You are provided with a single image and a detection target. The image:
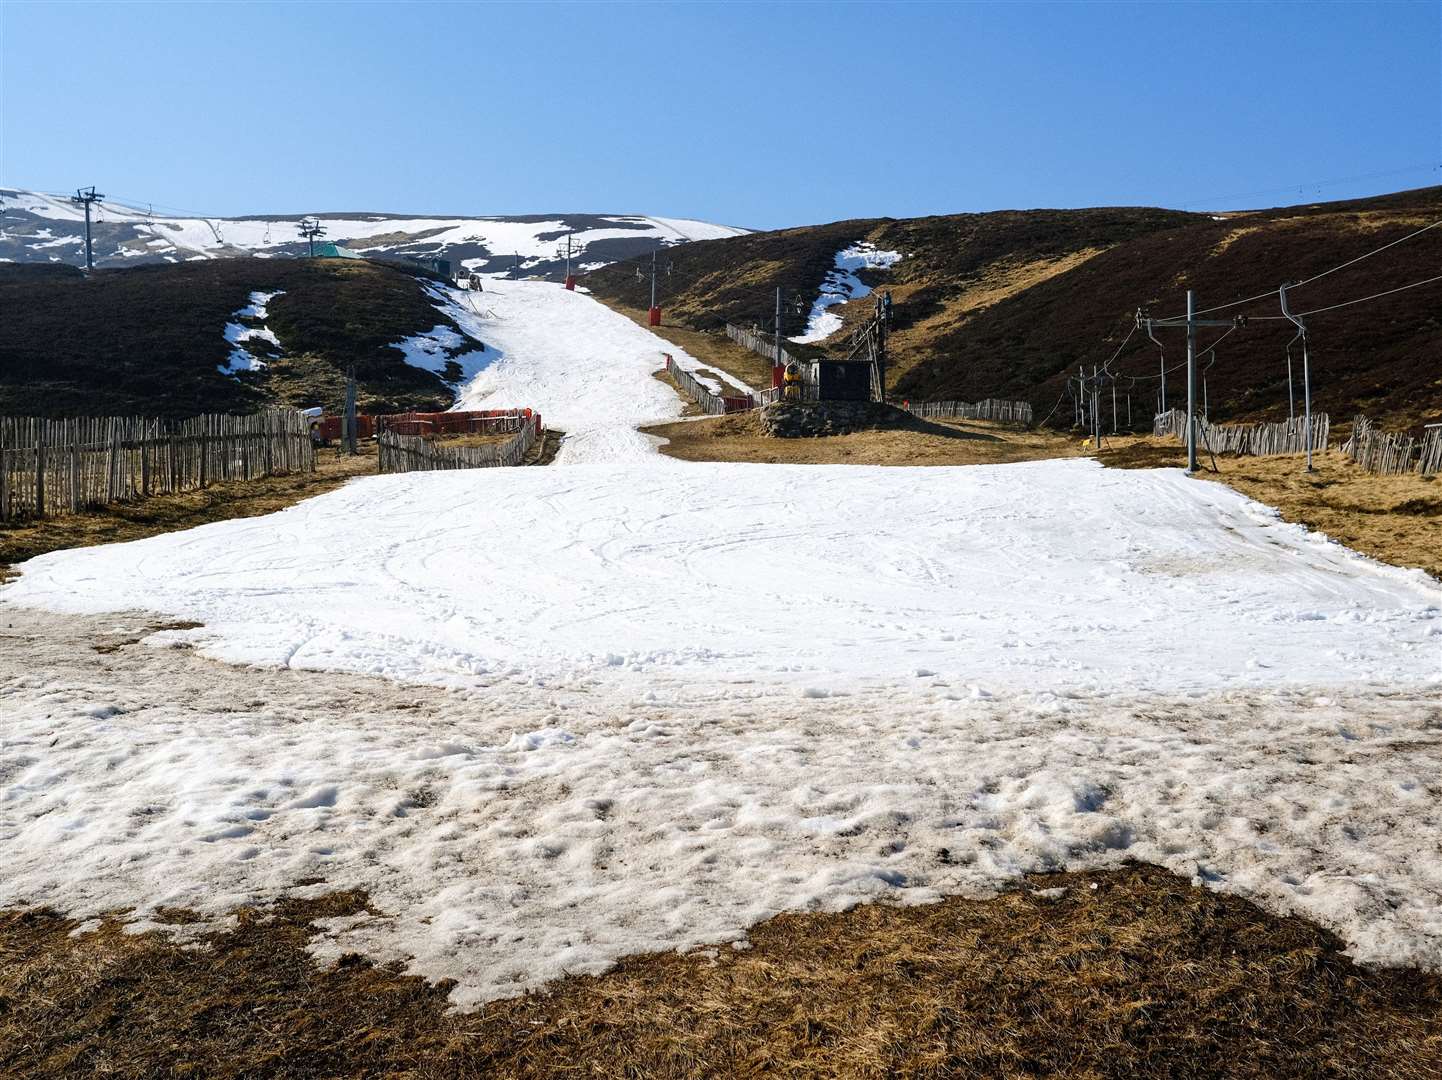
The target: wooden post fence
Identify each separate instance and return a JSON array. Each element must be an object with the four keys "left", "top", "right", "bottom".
[{"left": 0, "top": 408, "right": 315, "bottom": 523}]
